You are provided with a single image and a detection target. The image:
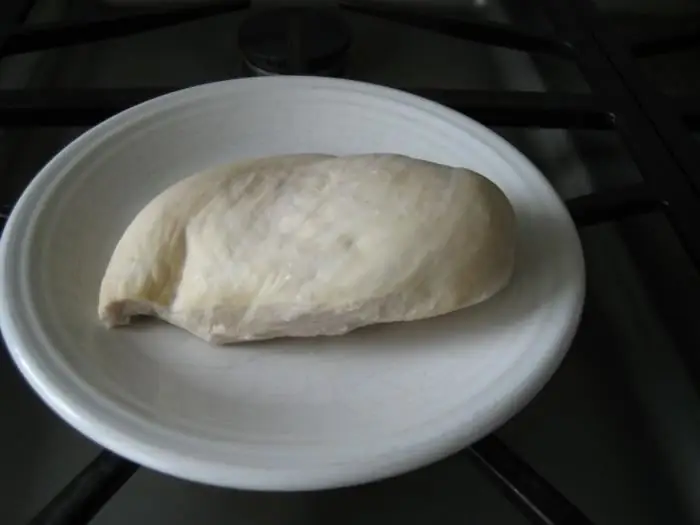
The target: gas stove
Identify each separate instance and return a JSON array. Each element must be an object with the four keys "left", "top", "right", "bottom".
[{"left": 2, "top": 1, "right": 700, "bottom": 524}]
